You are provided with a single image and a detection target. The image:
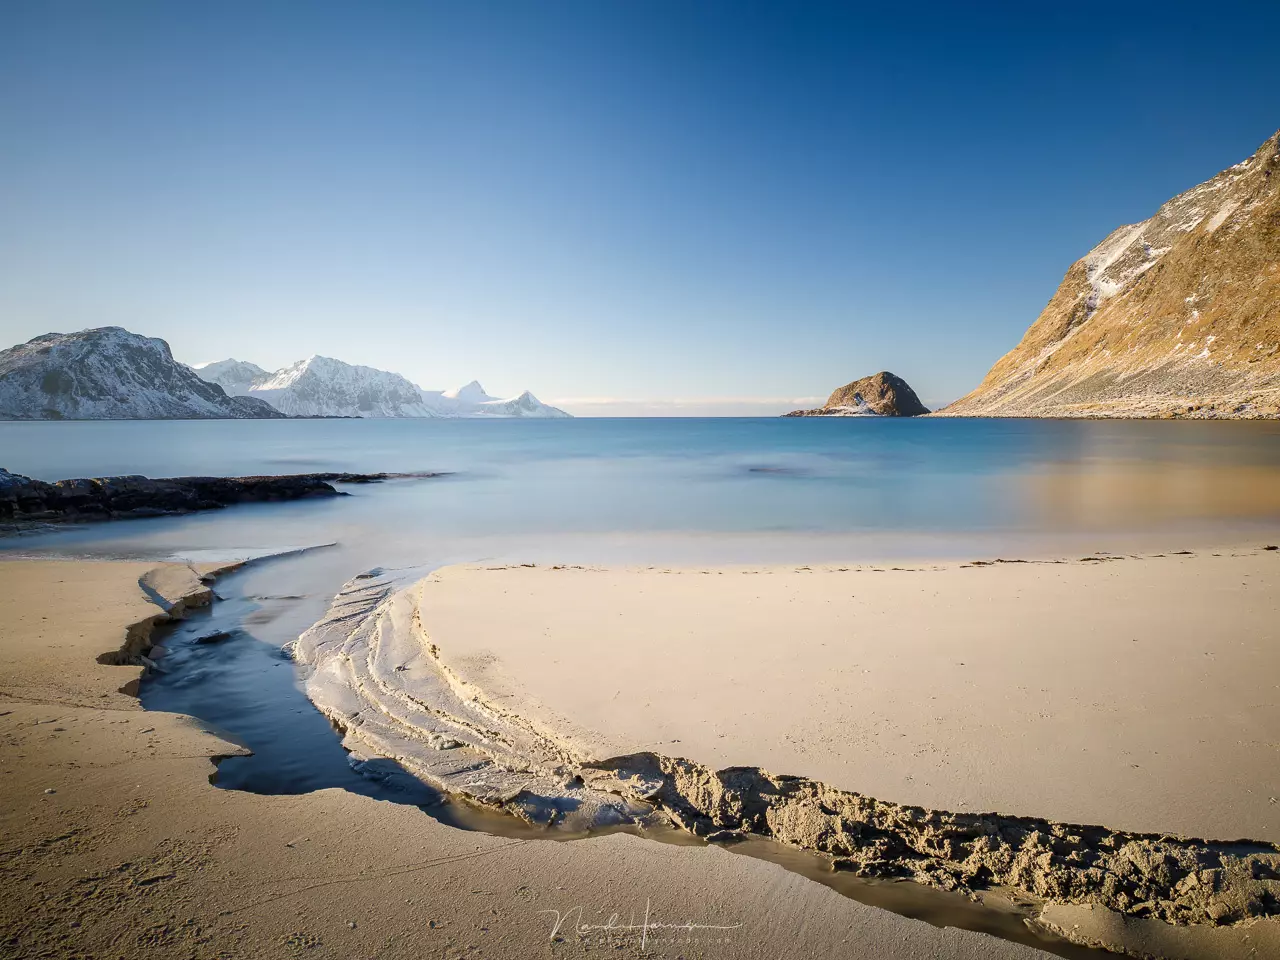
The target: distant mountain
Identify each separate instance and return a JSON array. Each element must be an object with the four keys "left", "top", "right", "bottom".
[
  {"left": 469, "top": 389, "right": 570, "bottom": 418},
  {"left": 229, "top": 356, "right": 440, "bottom": 418},
  {"left": 783, "top": 372, "right": 929, "bottom": 417},
  {"left": 0, "top": 328, "right": 283, "bottom": 421},
  {"left": 198, "top": 357, "right": 571, "bottom": 419},
  {"left": 189, "top": 359, "right": 268, "bottom": 397},
  {"left": 441, "top": 380, "right": 494, "bottom": 404},
  {"left": 940, "top": 129, "right": 1280, "bottom": 418}
]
